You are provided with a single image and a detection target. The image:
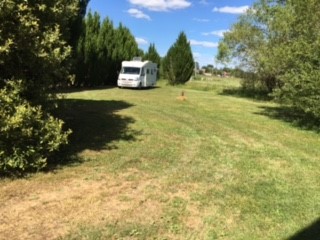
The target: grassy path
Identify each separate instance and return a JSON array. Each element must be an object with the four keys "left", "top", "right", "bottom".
[{"left": 0, "top": 79, "right": 319, "bottom": 239}]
